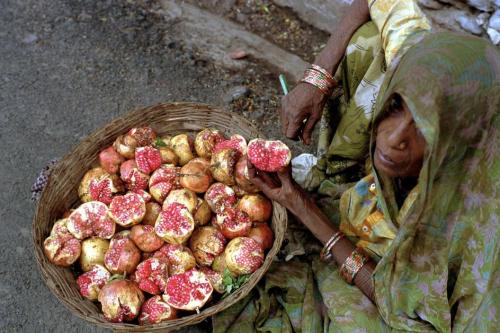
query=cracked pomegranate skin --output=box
[138,295,177,325]
[67,201,116,240]
[189,226,227,266]
[135,146,162,174]
[247,139,291,172]
[215,206,252,239]
[210,148,238,186]
[133,257,169,295]
[163,269,213,311]
[224,237,264,276]
[98,279,145,323]
[205,183,237,213]
[77,264,110,300]
[194,128,225,158]
[130,224,164,252]
[153,243,197,275]
[104,231,142,275]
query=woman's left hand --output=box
[247,160,311,217]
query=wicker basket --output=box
[32,102,287,332]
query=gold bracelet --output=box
[311,64,336,85]
[300,64,337,95]
[339,248,369,284]
[320,231,344,262]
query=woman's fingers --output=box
[301,111,321,145]
[276,165,294,185]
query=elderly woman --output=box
[213,0,499,332]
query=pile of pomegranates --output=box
[43,126,290,325]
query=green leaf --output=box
[155,137,167,147]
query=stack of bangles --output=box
[320,231,370,285]
[300,64,337,95]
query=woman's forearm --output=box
[313,0,370,73]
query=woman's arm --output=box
[279,0,370,144]
[248,163,376,301]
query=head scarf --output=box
[371,32,499,332]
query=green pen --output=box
[279,74,289,95]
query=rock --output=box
[235,12,248,23]
[419,0,444,10]
[229,49,247,60]
[77,11,92,22]
[223,86,250,104]
[466,0,493,12]
[487,27,500,44]
[495,0,500,8]
[476,12,491,28]
[22,34,38,44]
[489,10,500,30]
[456,13,484,35]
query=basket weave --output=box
[32,102,288,332]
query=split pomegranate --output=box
[99,146,125,174]
[142,202,162,226]
[248,223,274,250]
[104,231,142,275]
[204,183,237,213]
[193,198,212,226]
[179,158,213,193]
[158,146,179,165]
[98,279,145,323]
[133,258,169,295]
[130,224,164,252]
[155,202,195,244]
[79,237,110,272]
[113,134,136,159]
[247,138,291,172]
[198,266,225,293]
[67,201,116,240]
[78,167,124,205]
[135,146,162,174]
[153,243,197,275]
[119,159,150,192]
[189,226,227,266]
[77,264,111,300]
[127,127,157,147]
[215,206,252,239]
[212,134,247,155]
[134,189,152,203]
[108,192,146,227]
[43,232,81,267]
[194,128,225,158]
[162,188,198,214]
[210,148,238,186]
[224,237,264,276]
[138,295,177,325]
[163,269,213,311]
[170,133,194,166]
[236,194,272,223]
[234,155,259,193]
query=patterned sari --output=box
[213,32,499,333]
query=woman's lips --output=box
[376,148,407,169]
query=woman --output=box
[213,1,499,332]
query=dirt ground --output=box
[1,0,320,332]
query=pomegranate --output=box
[138,295,177,325]
[212,254,234,277]
[135,146,162,174]
[194,128,225,158]
[210,148,238,186]
[149,182,173,204]
[142,202,162,226]
[119,159,150,192]
[43,233,81,267]
[198,267,225,293]
[49,218,71,237]
[179,158,213,193]
[104,231,142,275]
[248,223,274,250]
[193,198,211,226]
[133,258,169,295]
[155,202,195,244]
[236,194,272,223]
[205,183,237,213]
[163,269,213,311]
[149,164,179,188]
[76,264,111,300]
[78,167,124,205]
[67,201,116,240]
[234,155,259,193]
[153,243,196,275]
[247,139,291,172]
[170,134,194,166]
[215,206,252,239]
[127,127,157,147]
[134,189,152,203]
[114,134,136,159]
[99,146,125,174]
[162,189,198,214]
[213,134,247,155]
[79,237,110,272]
[189,226,226,266]
[98,279,145,323]
[130,224,164,252]
[224,237,264,276]
[108,192,146,227]
[158,146,179,165]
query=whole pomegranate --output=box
[158,146,179,165]
[99,146,125,174]
[189,226,227,266]
[194,128,225,158]
[170,134,194,166]
[193,198,212,226]
[79,237,110,272]
[179,158,213,193]
[153,243,197,276]
[210,148,238,186]
[234,155,259,193]
[98,279,145,323]
[130,224,164,252]
[248,223,274,250]
[236,194,272,223]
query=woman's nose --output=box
[387,119,411,150]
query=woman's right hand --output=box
[279,82,329,145]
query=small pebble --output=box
[456,14,483,35]
[487,27,500,45]
[489,10,500,31]
[229,49,247,60]
[22,34,38,44]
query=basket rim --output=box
[32,102,288,331]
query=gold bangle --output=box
[339,248,369,284]
[311,64,336,86]
[320,231,344,262]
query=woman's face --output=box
[374,95,426,178]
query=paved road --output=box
[0,0,239,331]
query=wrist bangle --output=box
[311,64,336,84]
[320,231,345,262]
[339,247,369,284]
[300,64,337,95]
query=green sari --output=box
[213,32,499,333]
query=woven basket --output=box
[32,102,287,332]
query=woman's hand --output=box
[279,83,328,145]
[247,160,311,217]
